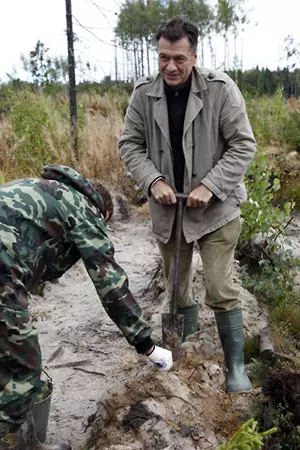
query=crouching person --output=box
[0,165,172,450]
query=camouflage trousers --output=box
[0,272,42,425]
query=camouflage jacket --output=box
[0,165,153,353]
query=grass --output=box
[246,93,300,209]
[0,90,135,197]
[246,93,300,149]
[0,88,299,199]
[269,301,300,337]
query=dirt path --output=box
[30,216,162,449]
[30,212,300,450]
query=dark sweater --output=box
[164,76,191,192]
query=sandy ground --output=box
[30,215,162,449]
[30,210,300,450]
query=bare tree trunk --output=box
[199,36,205,67]
[146,40,151,76]
[123,49,126,82]
[114,36,118,81]
[127,49,132,82]
[234,30,238,83]
[122,49,126,82]
[130,46,135,83]
[65,0,78,159]
[133,41,138,81]
[140,38,144,77]
[223,30,230,72]
[227,34,230,71]
[208,35,216,69]
[224,34,226,70]
[136,42,140,79]
[240,32,244,72]
[152,49,157,72]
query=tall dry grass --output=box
[1,89,299,206]
[0,118,26,181]
[45,99,126,181]
[0,91,132,194]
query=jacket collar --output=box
[146,67,207,98]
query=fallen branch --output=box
[140,263,161,296]
[274,352,300,365]
[46,345,64,363]
[89,327,122,337]
[273,216,294,242]
[62,339,109,355]
[49,359,91,369]
[147,393,200,414]
[188,368,196,381]
[83,411,97,433]
[73,367,105,376]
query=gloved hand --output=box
[146,346,173,371]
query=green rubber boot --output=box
[214,309,252,393]
[178,304,199,341]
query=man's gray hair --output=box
[155,16,199,53]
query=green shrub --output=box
[283,109,300,150]
[8,90,86,174]
[239,150,299,307]
[240,152,293,242]
[217,418,276,449]
[241,245,299,307]
[246,91,290,147]
[11,90,52,170]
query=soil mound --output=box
[85,348,256,450]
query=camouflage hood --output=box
[42,164,106,218]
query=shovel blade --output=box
[162,313,184,360]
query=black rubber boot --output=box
[0,414,72,450]
[214,309,252,393]
[178,304,199,341]
[0,421,20,450]
[0,417,35,450]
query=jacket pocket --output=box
[228,182,247,207]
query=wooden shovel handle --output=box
[175,193,188,202]
[171,193,187,315]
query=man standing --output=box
[119,16,256,393]
[0,165,172,450]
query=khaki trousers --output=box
[157,217,241,311]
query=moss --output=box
[34,379,53,403]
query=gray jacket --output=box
[119,67,256,243]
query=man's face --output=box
[158,36,197,87]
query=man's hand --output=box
[146,345,173,371]
[187,184,213,208]
[150,180,176,205]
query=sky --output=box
[0,0,299,83]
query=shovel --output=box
[162,193,188,360]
